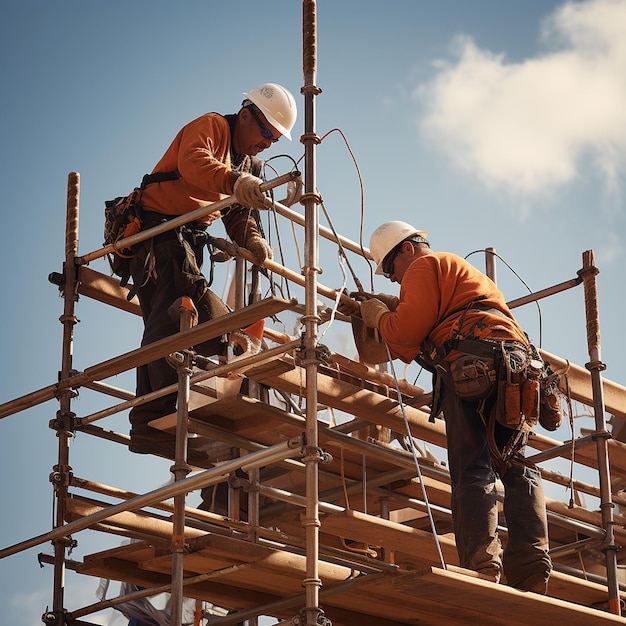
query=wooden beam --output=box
[541,349,626,419]
[321,509,458,566]
[77,266,141,315]
[246,357,448,448]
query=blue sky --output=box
[1,1,625,624]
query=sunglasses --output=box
[248,107,280,143]
[381,242,403,279]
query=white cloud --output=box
[416,0,626,201]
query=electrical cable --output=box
[465,248,543,348]
[319,196,364,292]
[317,128,374,291]
[384,341,447,570]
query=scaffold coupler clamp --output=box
[299,433,333,465]
[292,609,333,626]
[42,608,69,625]
[295,341,332,367]
[49,408,77,435]
[166,349,194,371]
[301,444,333,466]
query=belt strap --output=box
[436,337,499,360]
[430,301,511,361]
[140,169,180,189]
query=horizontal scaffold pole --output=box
[0,297,297,420]
[0,438,302,560]
[78,172,298,266]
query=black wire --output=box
[264,153,301,173]
[465,248,543,347]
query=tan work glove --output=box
[337,291,361,316]
[360,298,391,329]
[245,235,273,265]
[350,291,399,311]
[233,173,270,210]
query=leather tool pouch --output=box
[448,354,497,401]
[351,315,389,364]
[493,344,543,429]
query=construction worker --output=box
[124,83,297,462]
[340,221,553,594]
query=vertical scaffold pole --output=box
[301,2,325,625]
[47,172,81,626]
[485,247,497,284]
[579,250,621,615]
[170,298,196,626]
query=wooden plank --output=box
[547,500,626,546]
[320,510,623,613]
[371,567,624,625]
[65,497,206,539]
[321,569,511,626]
[77,532,623,624]
[246,358,448,448]
[321,509,458,567]
[78,553,282,611]
[541,349,626,420]
[77,547,413,626]
[544,570,625,608]
[81,540,159,565]
[77,265,141,315]
[151,394,300,438]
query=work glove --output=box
[233,173,270,211]
[359,298,391,329]
[245,235,273,265]
[337,291,361,317]
[350,291,399,311]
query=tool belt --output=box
[432,337,500,402]
[427,332,538,420]
[426,332,562,434]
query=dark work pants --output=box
[128,236,225,435]
[440,381,552,586]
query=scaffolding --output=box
[2,3,626,625]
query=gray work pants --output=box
[440,382,552,586]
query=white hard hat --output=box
[243,83,297,140]
[369,221,428,275]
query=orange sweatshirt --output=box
[378,251,529,364]
[140,113,240,223]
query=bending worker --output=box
[340,220,556,594]
[120,83,297,461]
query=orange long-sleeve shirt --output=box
[378,251,529,364]
[140,113,240,222]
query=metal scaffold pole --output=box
[300,2,326,625]
[580,250,621,615]
[46,172,81,626]
[170,298,196,626]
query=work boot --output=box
[510,572,549,594]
